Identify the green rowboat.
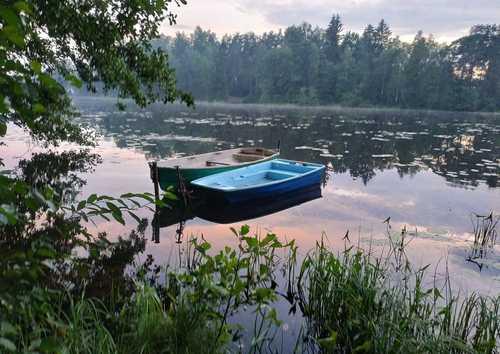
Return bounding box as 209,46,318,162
149,147,279,191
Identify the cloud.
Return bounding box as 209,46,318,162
162,0,271,37
232,0,500,41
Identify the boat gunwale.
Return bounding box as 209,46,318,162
191,159,325,192
154,148,279,171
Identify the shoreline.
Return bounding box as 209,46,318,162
71,95,500,118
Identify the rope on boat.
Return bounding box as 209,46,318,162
175,166,190,207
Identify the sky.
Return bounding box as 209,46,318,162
161,0,500,42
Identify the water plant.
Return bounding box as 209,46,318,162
467,212,499,264
296,238,500,353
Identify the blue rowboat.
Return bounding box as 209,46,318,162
191,159,325,203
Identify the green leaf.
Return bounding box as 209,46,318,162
0,206,18,225
318,331,337,350
1,25,25,48
164,191,178,201
0,321,16,335
106,202,124,225
97,195,114,201
64,73,83,88
195,241,211,253
33,103,45,114
0,96,8,113
39,337,61,352
137,193,154,203
28,338,41,351
127,211,142,224
77,200,86,210
106,201,119,213
260,233,277,247
0,337,16,352
353,340,372,353
0,7,21,27
13,2,33,15
87,194,97,203
38,73,58,89
0,122,6,137
36,247,56,258
259,264,269,276
154,198,166,208
254,287,273,301
265,308,282,325
112,210,125,224
30,60,42,74
240,224,250,236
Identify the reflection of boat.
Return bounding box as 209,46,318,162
150,147,279,190
191,159,325,203
152,186,322,228
196,186,322,223
152,200,197,229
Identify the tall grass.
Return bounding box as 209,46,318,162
2,227,499,353
297,239,500,353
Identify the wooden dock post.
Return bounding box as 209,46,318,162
149,161,160,243
150,161,160,202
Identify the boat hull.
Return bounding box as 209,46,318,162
157,165,237,190
191,159,325,204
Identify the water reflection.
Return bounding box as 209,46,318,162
153,186,322,242
17,150,101,203
1,147,148,301
75,97,499,189
3,98,498,295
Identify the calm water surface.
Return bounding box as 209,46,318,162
3,97,499,298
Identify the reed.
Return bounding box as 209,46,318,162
2,227,499,353
468,212,498,262
296,239,500,353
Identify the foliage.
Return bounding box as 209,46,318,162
1,218,499,353
1,1,499,352
0,0,192,146
451,25,500,111
297,239,500,353
0,221,290,353
149,17,499,111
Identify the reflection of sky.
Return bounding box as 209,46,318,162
2,102,500,296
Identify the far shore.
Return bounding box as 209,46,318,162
71,95,500,118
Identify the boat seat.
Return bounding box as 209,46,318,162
234,170,297,183
271,161,314,173
233,153,267,162
208,182,236,190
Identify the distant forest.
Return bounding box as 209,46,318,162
150,16,499,112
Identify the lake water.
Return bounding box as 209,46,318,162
3,96,499,294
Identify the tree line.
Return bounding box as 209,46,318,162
151,16,500,112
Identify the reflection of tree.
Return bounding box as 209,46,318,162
2,147,149,303
76,97,498,189
17,150,102,203
0,210,148,303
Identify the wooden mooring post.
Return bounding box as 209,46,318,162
149,161,160,243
